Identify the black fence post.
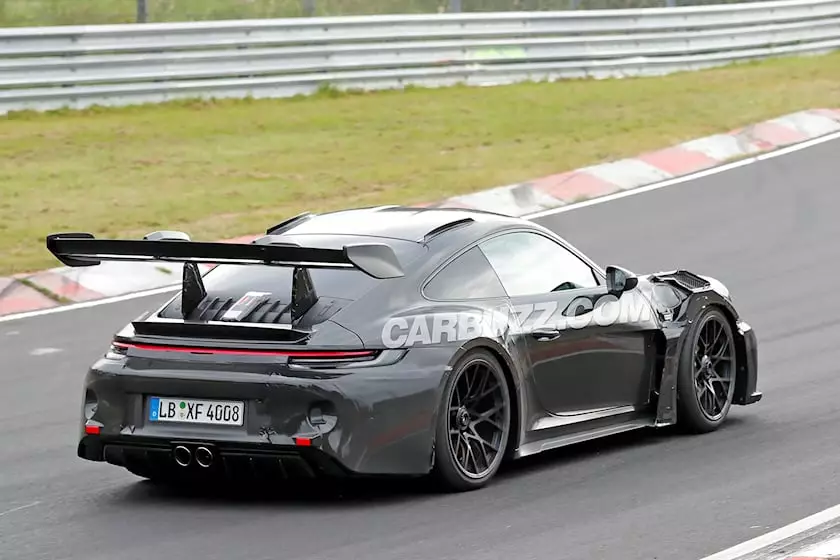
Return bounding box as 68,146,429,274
137,0,148,23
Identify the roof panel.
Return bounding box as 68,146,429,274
279,206,512,241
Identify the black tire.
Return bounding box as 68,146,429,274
676,307,738,433
432,349,512,492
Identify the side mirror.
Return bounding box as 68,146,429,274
605,265,638,296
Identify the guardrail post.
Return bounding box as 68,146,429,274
136,0,148,23
448,0,462,12
302,0,316,16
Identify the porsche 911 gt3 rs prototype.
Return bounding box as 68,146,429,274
47,206,761,492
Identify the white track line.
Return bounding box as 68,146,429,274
699,503,840,560
2,129,840,325
0,285,178,324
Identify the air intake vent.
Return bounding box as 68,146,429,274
191,296,290,323
246,299,291,324
422,217,475,243
195,297,234,322
265,212,315,235
656,271,710,291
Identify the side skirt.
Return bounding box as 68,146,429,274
514,408,656,459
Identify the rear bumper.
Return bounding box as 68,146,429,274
79,435,352,479
734,321,762,406
79,346,453,476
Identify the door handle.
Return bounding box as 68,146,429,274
530,327,561,341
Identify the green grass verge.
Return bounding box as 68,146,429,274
0,0,440,26
0,0,755,26
1,52,839,276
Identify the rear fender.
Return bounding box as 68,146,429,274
435,335,527,463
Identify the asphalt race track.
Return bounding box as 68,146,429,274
3,137,840,560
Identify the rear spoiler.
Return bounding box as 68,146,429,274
46,231,405,322
45,232,405,279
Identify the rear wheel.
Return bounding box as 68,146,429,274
677,307,737,433
433,349,511,492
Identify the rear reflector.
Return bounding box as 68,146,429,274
112,341,375,359
85,424,101,435
295,438,312,447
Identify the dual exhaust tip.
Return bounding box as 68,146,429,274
173,445,214,468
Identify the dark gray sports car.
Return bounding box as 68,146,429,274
47,206,761,492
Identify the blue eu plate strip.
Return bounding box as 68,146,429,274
149,397,160,421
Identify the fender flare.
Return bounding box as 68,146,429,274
653,290,753,425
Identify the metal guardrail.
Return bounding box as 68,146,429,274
1,0,839,114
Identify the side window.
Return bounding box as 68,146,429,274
479,232,599,297
424,247,507,300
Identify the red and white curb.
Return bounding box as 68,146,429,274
2,107,839,318
420,108,840,215
0,236,257,316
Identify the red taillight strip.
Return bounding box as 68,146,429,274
112,341,375,358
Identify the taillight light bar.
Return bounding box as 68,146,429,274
110,341,377,359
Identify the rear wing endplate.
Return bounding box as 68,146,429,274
45,232,405,279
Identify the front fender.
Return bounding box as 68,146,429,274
649,277,760,426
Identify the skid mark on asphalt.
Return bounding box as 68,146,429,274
0,501,40,518
28,347,62,356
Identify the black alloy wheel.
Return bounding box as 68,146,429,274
677,307,738,433
433,349,511,492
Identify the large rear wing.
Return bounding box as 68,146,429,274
45,232,405,279
46,231,406,324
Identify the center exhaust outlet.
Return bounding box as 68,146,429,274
195,446,214,468
173,445,192,467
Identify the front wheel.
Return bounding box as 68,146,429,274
677,307,738,433
432,349,511,492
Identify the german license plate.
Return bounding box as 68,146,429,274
149,397,244,426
